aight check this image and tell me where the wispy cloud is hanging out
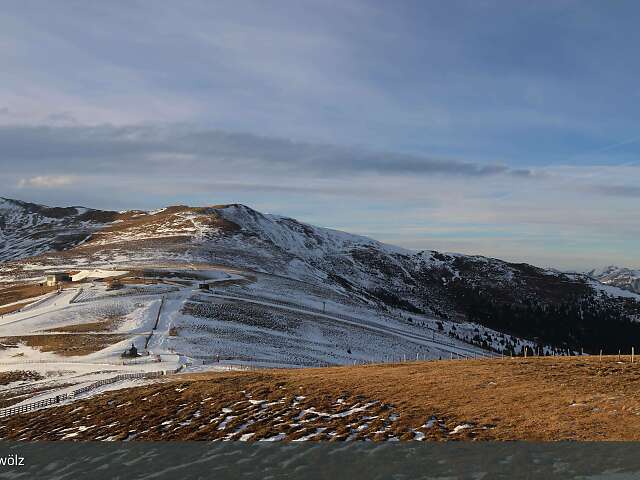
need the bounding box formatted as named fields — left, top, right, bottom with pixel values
left=17, top=175, right=76, bottom=189
left=586, top=185, right=640, bottom=198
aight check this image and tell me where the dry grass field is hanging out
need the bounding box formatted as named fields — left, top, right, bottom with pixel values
left=0, top=334, right=126, bottom=356
left=4, top=356, right=640, bottom=441
left=0, top=370, right=43, bottom=386
left=44, top=317, right=124, bottom=333
left=0, top=301, right=32, bottom=315
left=0, top=283, right=56, bottom=306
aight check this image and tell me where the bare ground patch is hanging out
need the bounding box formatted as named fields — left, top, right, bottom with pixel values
left=44, top=317, right=124, bottom=333
left=0, top=334, right=127, bottom=356
left=0, top=370, right=43, bottom=386
left=0, top=283, right=56, bottom=306
left=0, top=301, right=32, bottom=316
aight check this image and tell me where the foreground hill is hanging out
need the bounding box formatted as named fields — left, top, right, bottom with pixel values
left=4, top=356, right=640, bottom=441
left=1, top=198, right=640, bottom=354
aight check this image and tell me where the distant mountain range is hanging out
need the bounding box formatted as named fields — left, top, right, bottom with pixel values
left=588, top=266, right=640, bottom=295
left=1, top=197, right=639, bottom=353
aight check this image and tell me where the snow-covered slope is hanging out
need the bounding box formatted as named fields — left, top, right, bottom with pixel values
left=0, top=197, right=117, bottom=262
left=217, top=204, right=409, bottom=258
left=2, top=199, right=640, bottom=354
left=588, top=265, right=640, bottom=294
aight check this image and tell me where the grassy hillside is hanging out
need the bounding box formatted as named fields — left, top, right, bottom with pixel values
left=4, top=356, right=640, bottom=441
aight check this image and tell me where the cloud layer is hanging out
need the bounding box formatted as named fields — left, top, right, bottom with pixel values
left=1, top=123, right=638, bottom=271
left=1, top=1, right=639, bottom=270
left=0, top=125, right=534, bottom=178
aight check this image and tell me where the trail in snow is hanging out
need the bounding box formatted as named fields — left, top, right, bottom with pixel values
left=0, top=289, right=80, bottom=327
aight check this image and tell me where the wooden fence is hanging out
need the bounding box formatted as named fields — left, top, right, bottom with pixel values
left=0, top=368, right=179, bottom=418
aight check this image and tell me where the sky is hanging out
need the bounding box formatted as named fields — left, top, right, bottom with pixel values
left=0, top=0, right=639, bottom=270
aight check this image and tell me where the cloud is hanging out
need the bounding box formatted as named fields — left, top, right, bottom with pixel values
left=0, top=124, right=533, bottom=179
left=586, top=185, right=640, bottom=198
left=45, top=111, right=79, bottom=126
left=17, top=175, right=76, bottom=189
left=4, top=1, right=637, bottom=161
left=1, top=1, right=640, bottom=269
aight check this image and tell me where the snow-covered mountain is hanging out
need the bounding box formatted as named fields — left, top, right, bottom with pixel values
left=0, top=197, right=118, bottom=262
left=588, top=266, right=640, bottom=294
left=2, top=198, right=639, bottom=353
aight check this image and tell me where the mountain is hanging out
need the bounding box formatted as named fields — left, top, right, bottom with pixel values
left=1, top=198, right=639, bottom=354
left=0, top=197, right=118, bottom=262
left=588, top=266, right=640, bottom=295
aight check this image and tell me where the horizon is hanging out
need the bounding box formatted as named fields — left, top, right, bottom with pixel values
left=1, top=1, right=639, bottom=270
left=2, top=194, right=637, bottom=273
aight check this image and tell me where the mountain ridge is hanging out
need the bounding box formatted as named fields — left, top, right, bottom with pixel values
left=588, top=265, right=640, bottom=295
left=1, top=197, right=639, bottom=354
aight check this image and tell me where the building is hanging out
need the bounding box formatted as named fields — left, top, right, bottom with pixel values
left=106, top=278, right=122, bottom=290
left=45, top=272, right=71, bottom=287
left=70, top=269, right=128, bottom=282
left=122, top=343, right=139, bottom=358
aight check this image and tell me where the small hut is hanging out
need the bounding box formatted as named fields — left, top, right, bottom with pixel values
left=122, top=343, right=140, bottom=358
left=45, top=272, right=71, bottom=287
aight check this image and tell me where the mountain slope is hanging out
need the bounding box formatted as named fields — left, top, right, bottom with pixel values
left=0, top=197, right=118, bottom=262
left=589, top=266, right=640, bottom=294
left=1, top=198, right=639, bottom=354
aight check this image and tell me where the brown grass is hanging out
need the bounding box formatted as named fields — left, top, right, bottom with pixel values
left=83, top=205, right=240, bottom=249
left=7, top=356, right=640, bottom=441
left=0, top=283, right=56, bottom=307
left=44, top=317, right=123, bottom=333
left=0, top=370, right=43, bottom=386
left=0, top=301, right=32, bottom=316
left=0, top=334, right=126, bottom=356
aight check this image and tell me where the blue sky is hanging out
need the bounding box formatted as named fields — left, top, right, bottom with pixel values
left=0, top=0, right=639, bottom=269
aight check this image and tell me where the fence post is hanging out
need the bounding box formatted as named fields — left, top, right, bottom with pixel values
left=0, top=368, right=168, bottom=418
left=633, top=347, right=635, bottom=364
